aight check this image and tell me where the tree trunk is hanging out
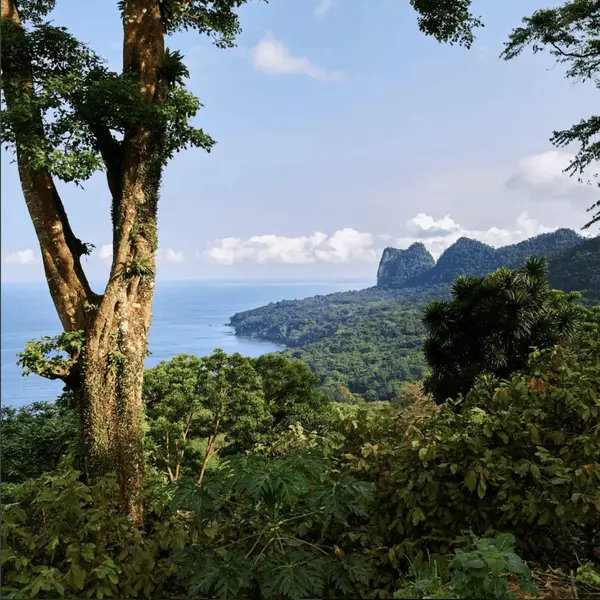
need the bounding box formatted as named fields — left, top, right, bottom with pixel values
left=83, top=272, right=155, bottom=524
left=2, top=0, right=167, bottom=524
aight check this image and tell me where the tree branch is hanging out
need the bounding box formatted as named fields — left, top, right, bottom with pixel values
left=86, top=120, right=123, bottom=203
left=549, top=39, right=599, bottom=60
left=1, top=0, right=98, bottom=332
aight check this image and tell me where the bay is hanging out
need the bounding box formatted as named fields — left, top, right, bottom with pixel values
left=1, top=279, right=371, bottom=407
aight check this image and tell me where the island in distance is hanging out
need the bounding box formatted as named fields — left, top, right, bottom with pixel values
left=228, top=229, right=600, bottom=402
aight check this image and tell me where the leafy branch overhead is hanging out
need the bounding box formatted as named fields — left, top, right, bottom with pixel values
left=0, top=22, right=214, bottom=186
left=502, top=0, right=600, bottom=229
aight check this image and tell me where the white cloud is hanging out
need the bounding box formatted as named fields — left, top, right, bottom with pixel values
left=159, top=248, right=184, bottom=263
left=315, top=0, right=334, bottom=18
left=395, top=211, right=555, bottom=259
left=252, top=35, right=344, bottom=82
left=5, top=249, right=38, bottom=264
left=506, top=150, right=583, bottom=198
left=98, top=244, right=113, bottom=262
left=205, top=228, right=376, bottom=265
left=406, top=213, right=462, bottom=238
left=204, top=212, right=559, bottom=266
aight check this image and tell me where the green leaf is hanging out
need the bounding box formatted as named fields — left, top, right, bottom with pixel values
left=506, top=552, right=529, bottom=576
left=477, top=479, right=487, bottom=499
left=412, top=507, right=426, bottom=526
left=70, top=563, right=86, bottom=591
left=494, top=533, right=515, bottom=551
left=520, top=579, right=539, bottom=595
left=466, top=471, right=477, bottom=492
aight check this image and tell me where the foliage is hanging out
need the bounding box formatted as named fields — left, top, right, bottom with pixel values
left=250, top=353, right=331, bottom=431
left=502, top=0, right=600, bottom=229
left=173, top=450, right=375, bottom=600
left=17, top=330, right=85, bottom=381
left=0, top=400, right=78, bottom=484
left=423, top=258, right=584, bottom=403
left=144, top=350, right=271, bottom=483
left=1, top=470, right=188, bottom=599
left=285, top=302, right=428, bottom=401
left=143, top=350, right=331, bottom=481
left=576, top=562, right=600, bottom=588
left=445, top=533, right=538, bottom=599
left=3, top=330, right=599, bottom=598
left=383, top=337, right=599, bottom=563
left=548, top=235, right=600, bottom=305
left=409, top=0, right=482, bottom=47
left=395, top=534, right=538, bottom=600
left=394, top=552, right=445, bottom=599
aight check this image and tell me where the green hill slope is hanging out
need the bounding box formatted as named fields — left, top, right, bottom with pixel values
left=230, top=232, right=599, bottom=401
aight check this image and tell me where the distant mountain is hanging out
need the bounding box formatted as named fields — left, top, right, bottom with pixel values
left=376, top=228, right=585, bottom=288
left=376, top=243, right=435, bottom=289
left=548, top=235, right=600, bottom=306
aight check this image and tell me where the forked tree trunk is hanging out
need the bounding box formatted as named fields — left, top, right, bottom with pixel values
left=83, top=268, right=155, bottom=523
left=2, top=0, right=167, bottom=524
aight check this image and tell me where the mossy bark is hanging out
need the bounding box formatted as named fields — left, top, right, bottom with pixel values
left=2, top=0, right=168, bottom=524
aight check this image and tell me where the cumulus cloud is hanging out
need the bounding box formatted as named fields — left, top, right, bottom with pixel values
left=158, top=248, right=184, bottom=263
left=205, top=228, right=376, bottom=265
left=204, top=212, right=558, bottom=266
left=98, top=244, right=113, bottom=262
left=506, top=150, right=584, bottom=198
left=315, top=0, right=334, bottom=17
left=252, top=35, right=344, bottom=82
left=395, top=211, right=555, bottom=259
left=5, top=249, right=38, bottom=264
left=405, top=213, right=462, bottom=238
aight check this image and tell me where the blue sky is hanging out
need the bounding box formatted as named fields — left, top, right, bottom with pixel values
left=2, top=0, right=597, bottom=282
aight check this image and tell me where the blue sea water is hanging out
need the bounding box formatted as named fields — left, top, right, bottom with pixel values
left=1, top=279, right=371, bottom=407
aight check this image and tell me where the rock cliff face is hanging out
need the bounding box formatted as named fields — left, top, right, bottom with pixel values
left=376, top=228, right=586, bottom=290
left=376, top=243, right=435, bottom=289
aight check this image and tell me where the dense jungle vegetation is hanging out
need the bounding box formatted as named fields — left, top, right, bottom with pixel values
left=2, top=0, right=600, bottom=598
left=3, top=259, right=600, bottom=599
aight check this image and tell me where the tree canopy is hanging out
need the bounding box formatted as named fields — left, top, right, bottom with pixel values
left=423, top=258, right=584, bottom=403
left=502, top=0, right=600, bottom=229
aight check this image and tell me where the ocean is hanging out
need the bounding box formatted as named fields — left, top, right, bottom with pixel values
left=1, top=279, right=371, bottom=407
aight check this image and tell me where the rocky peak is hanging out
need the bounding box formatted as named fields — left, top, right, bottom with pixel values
left=376, top=242, right=435, bottom=289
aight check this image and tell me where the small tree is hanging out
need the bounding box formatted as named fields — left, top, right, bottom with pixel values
left=144, top=351, right=271, bottom=486
left=422, top=257, right=583, bottom=403
left=502, top=0, right=600, bottom=229
left=251, top=354, right=330, bottom=432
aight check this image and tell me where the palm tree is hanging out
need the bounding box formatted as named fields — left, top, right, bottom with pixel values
left=423, top=257, right=581, bottom=404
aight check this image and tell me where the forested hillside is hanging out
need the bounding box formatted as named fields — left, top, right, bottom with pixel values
left=548, top=235, right=600, bottom=306
left=378, top=228, right=583, bottom=288
left=230, top=233, right=600, bottom=400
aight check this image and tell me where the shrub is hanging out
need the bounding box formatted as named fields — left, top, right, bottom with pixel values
left=335, top=336, right=600, bottom=576
left=1, top=470, right=188, bottom=599
left=395, top=533, right=539, bottom=600
left=173, top=450, right=376, bottom=600
left=0, top=400, right=78, bottom=484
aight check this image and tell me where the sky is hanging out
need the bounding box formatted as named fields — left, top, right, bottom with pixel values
left=1, top=0, right=598, bottom=283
